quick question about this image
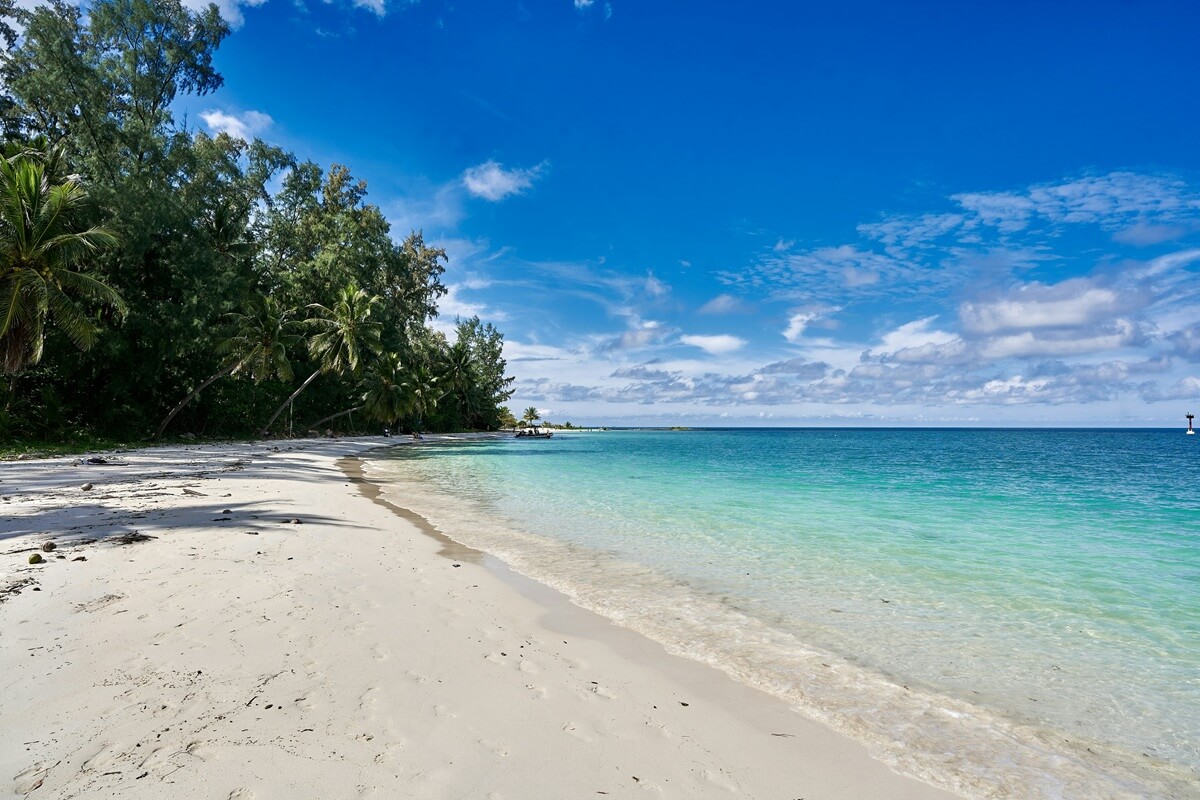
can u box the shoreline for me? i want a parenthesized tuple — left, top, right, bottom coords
(362, 435, 1199, 800)
(1, 436, 954, 799)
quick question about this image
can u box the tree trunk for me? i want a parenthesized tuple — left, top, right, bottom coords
(155, 361, 239, 440)
(259, 369, 321, 438)
(309, 405, 363, 430)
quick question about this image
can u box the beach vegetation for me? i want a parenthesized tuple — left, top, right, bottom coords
(0, 0, 514, 444)
(258, 284, 382, 437)
(522, 407, 540, 427)
(0, 142, 124, 375)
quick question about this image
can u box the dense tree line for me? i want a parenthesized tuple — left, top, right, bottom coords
(0, 0, 515, 442)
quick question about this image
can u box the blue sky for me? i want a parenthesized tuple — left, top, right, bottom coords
(179, 0, 1200, 425)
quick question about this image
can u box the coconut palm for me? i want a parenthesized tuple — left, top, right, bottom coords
(522, 406, 540, 427)
(259, 283, 382, 437)
(0, 148, 123, 374)
(441, 339, 478, 423)
(359, 351, 406, 427)
(155, 295, 303, 438)
(401, 360, 441, 432)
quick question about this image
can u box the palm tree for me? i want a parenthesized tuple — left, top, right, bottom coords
(401, 360, 441, 432)
(441, 339, 478, 425)
(259, 284, 382, 437)
(155, 295, 303, 438)
(359, 351, 406, 428)
(522, 406, 540, 428)
(0, 148, 124, 374)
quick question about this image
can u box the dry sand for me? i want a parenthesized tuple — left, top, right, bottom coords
(0, 436, 957, 799)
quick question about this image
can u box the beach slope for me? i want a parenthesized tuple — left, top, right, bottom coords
(0, 438, 955, 799)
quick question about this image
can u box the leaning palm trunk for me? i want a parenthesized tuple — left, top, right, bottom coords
(155, 361, 240, 439)
(259, 369, 321, 438)
(308, 404, 363, 430)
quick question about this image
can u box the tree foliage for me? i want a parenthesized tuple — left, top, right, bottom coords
(0, 0, 512, 441)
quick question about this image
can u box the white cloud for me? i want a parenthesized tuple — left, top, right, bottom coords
(1141, 376, 1200, 402)
(721, 245, 920, 303)
(953, 172, 1200, 234)
(979, 320, 1142, 359)
(437, 283, 508, 323)
(959, 280, 1127, 335)
(353, 0, 386, 15)
(385, 184, 464, 236)
(951, 191, 1036, 233)
(699, 294, 750, 314)
(1112, 223, 1188, 246)
(858, 213, 966, 249)
(199, 109, 273, 140)
(644, 272, 670, 297)
(182, 0, 266, 28)
(602, 319, 673, 351)
(574, 0, 594, 7)
(877, 317, 957, 354)
(680, 334, 747, 355)
(783, 311, 819, 342)
(462, 160, 544, 201)
(782, 305, 839, 342)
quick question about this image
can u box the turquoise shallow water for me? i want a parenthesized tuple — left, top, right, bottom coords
(368, 429, 1200, 798)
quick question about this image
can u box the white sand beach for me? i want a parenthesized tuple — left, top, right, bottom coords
(0, 437, 956, 799)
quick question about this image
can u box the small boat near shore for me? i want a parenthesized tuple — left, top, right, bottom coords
(515, 427, 553, 439)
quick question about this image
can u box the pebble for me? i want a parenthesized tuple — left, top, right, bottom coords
(41, 542, 56, 552)
(81, 483, 93, 491)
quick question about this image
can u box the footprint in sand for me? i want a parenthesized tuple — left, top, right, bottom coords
(561, 722, 591, 742)
(587, 683, 618, 700)
(74, 593, 124, 613)
(700, 768, 741, 793)
(372, 740, 406, 765)
(357, 688, 378, 714)
(228, 789, 255, 800)
(478, 738, 509, 757)
(12, 763, 50, 794)
(518, 659, 540, 675)
(371, 644, 390, 662)
(432, 704, 456, 719)
(184, 740, 216, 761)
(80, 742, 121, 772)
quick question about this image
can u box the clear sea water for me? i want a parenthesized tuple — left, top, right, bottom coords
(366, 429, 1200, 799)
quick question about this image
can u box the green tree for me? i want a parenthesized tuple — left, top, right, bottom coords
(0, 0, 508, 442)
(522, 406, 540, 427)
(443, 317, 514, 429)
(0, 147, 123, 374)
(259, 284, 382, 437)
(402, 360, 440, 432)
(155, 295, 302, 438)
(360, 351, 406, 428)
(440, 338, 477, 424)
